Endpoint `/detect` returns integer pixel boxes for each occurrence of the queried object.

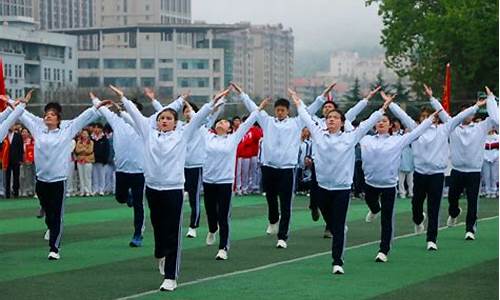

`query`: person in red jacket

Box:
[248,123,263,193]
[20,127,35,197]
[235,116,256,195]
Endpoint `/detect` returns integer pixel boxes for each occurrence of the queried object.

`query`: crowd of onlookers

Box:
[1,114,498,200]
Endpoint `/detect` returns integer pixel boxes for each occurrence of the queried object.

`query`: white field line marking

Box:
[116,216,498,300]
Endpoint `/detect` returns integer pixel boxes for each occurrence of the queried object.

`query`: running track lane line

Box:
[116,216,499,300]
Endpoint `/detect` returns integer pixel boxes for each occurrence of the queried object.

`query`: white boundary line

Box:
[117,216,499,300]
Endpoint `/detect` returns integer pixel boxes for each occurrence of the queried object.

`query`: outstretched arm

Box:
[0,103,26,141]
[486,86,499,126]
[398,111,439,148]
[424,84,451,122]
[290,91,323,141]
[306,82,336,115]
[184,89,229,140]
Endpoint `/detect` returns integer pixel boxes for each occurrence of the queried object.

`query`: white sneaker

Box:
[186,227,197,238]
[159,279,177,292]
[365,211,379,223]
[465,232,475,240]
[427,241,438,251]
[48,251,60,260]
[414,213,426,234]
[266,223,278,235]
[446,208,461,227]
[44,229,50,241]
[276,239,287,249]
[332,265,344,275]
[215,249,228,260]
[375,252,388,263]
[206,231,217,246]
[158,257,165,275]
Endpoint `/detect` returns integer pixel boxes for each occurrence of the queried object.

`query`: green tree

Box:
[344,77,362,102]
[392,77,410,102]
[365,0,499,102]
[369,71,389,103]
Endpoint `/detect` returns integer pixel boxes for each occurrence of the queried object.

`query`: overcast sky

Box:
[192,0,383,52]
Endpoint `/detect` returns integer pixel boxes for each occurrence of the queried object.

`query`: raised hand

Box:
[109,85,124,98]
[96,99,114,109]
[485,86,494,96]
[213,88,231,106]
[230,82,243,95]
[258,97,271,111]
[366,86,382,100]
[23,90,34,103]
[288,88,301,107]
[423,84,433,98]
[144,88,155,101]
[181,90,191,100]
[380,91,397,102]
[381,92,396,111]
[322,82,336,97]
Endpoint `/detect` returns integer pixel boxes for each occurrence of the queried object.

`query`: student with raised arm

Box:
[232,82,322,249]
[202,95,261,260]
[290,89,392,275]
[182,100,224,239]
[389,84,483,251]
[0,94,30,143]
[308,85,381,238]
[485,86,499,126]
[109,85,225,292]
[361,92,438,263]
[426,86,496,241]
[15,92,107,261]
[91,89,184,248]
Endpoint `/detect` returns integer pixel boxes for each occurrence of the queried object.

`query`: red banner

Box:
[442,63,451,113]
[0,57,6,111]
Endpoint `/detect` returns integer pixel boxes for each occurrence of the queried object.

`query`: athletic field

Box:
[1,194,498,300]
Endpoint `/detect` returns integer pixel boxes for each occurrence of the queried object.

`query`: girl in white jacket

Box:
[290,89,392,275]
[109,85,225,292]
[361,92,438,263]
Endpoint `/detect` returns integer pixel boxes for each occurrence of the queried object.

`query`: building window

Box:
[69,70,73,82]
[159,68,173,81]
[79,59,100,69]
[141,77,155,87]
[103,59,136,69]
[213,59,221,72]
[104,77,137,87]
[177,77,209,88]
[177,59,209,70]
[159,87,173,98]
[79,77,99,87]
[141,59,155,69]
[68,47,73,59]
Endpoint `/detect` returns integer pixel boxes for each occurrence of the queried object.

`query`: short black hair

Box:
[232,116,241,122]
[94,123,104,129]
[44,102,62,114]
[156,108,178,121]
[322,100,338,110]
[275,98,290,109]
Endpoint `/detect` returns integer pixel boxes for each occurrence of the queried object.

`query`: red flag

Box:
[442,63,451,113]
[0,58,6,111]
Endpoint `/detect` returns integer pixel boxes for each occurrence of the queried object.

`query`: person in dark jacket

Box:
[3,125,24,198]
[91,123,110,196]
